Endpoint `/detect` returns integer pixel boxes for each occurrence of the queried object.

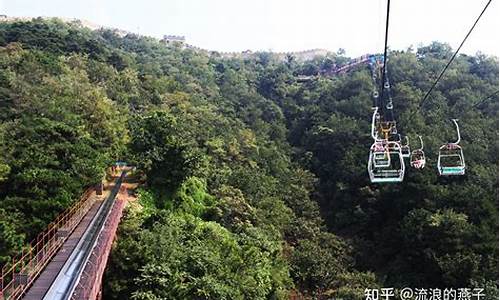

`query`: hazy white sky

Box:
[1,0,498,57]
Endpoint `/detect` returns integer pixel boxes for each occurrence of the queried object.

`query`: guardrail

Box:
[0,187,96,300]
[59,171,126,300]
[71,185,127,300]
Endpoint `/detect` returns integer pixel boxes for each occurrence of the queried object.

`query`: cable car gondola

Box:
[372,140,391,168]
[401,136,410,158]
[367,108,405,183]
[368,141,405,183]
[437,119,465,176]
[400,135,411,158]
[410,135,426,169]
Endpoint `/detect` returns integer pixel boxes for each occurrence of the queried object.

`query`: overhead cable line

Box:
[380,0,391,95]
[473,89,499,108]
[418,0,493,109]
[379,0,395,122]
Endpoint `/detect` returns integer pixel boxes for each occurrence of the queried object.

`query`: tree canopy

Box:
[0,18,497,299]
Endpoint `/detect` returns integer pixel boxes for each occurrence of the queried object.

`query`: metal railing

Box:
[59,171,126,300]
[0,187,96,300]
[70,186,127,300]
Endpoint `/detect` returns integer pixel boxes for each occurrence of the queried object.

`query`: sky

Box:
[1,0,498,57]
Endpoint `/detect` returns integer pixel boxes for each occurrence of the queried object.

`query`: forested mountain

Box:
[0,18,497,299]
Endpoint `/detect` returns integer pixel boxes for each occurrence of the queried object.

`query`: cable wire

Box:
[419,0,493,109]
[380,0,390,97]
[473,89,499,108]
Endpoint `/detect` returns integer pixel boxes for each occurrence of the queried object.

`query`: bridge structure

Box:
[323,54,384,75]
[295,54,384,82]
[0,169,132,300]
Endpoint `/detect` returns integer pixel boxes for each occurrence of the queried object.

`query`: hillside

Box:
[0,16,336,61]
[0,18,498,299]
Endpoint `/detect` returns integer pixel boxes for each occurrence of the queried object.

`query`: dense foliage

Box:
[0,18,497,299]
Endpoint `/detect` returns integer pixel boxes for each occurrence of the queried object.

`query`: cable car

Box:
[437,119,465,176]
[410,135,426,169]
[369,109,391,168]
[372,141,391,168]
[400,136,411,158]
[437,143,465,175]
[367,107,405,183]
[368,141,405,183]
